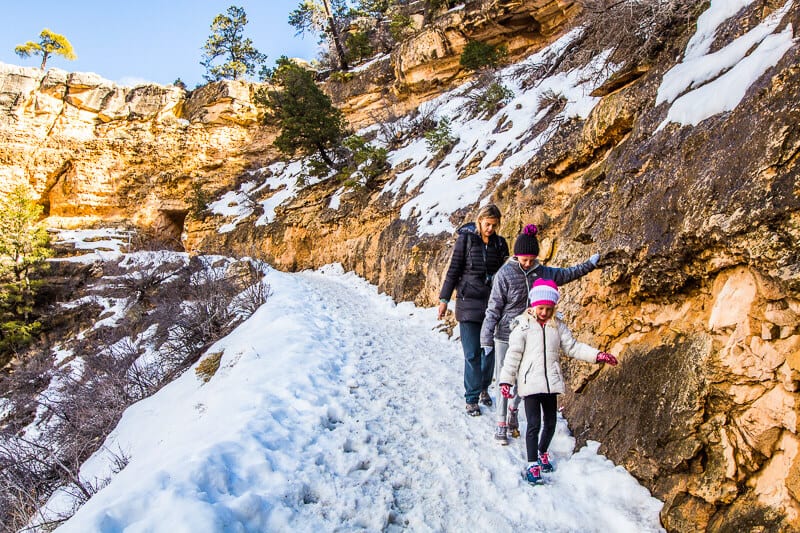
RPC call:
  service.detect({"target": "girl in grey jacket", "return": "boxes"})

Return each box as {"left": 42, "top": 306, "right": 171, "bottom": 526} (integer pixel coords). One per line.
{"left": 498, "top": 279, "right": 618, "bottom": 485}
{"left": 481, "top": 224, "right": 598, "bottom": 443}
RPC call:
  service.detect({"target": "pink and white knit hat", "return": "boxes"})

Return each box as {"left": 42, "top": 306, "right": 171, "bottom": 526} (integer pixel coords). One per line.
{"left": 529, "top": 278, "right": 559, "bottom": 307}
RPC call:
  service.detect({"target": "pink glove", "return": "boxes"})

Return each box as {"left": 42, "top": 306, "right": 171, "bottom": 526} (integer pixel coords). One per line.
{"left": 596, "top": 352, "right": 618, "bottom": 366}
{"left": 500, "top": 384, "right": 514, "bottom": 398}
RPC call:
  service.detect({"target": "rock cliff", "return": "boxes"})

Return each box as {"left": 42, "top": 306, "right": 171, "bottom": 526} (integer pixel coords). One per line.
{"left": 0, "top": 0, "right": 798, "bottom": 531}
{"left": 0, "top": 63, "right": 275, "bottom": 244}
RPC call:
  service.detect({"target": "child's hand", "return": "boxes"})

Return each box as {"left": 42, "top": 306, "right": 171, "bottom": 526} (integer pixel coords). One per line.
{"left": 596, "top": 352, "right": 618, "bottom": 365}
{"left": 500, "top": 383, "right": 514, "bottom": 398}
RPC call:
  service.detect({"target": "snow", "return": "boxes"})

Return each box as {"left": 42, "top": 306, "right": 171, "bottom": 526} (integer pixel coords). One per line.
{"left": 45, "top": 264, "right": 664, "bottom": 532}
{"left": 328, "top": 186, "right": 344, "bottom": 209}
{"left": 656, "top": 0, "right": 795, "bottom": 129}
{"left": 53, "top": 228, "right": 133, "bottom": 254}
{"left": 382, "top": 29, "right": 615, "bottom": 235}
{"left": 350, "top": 53, "right": 389, "bottom": 73}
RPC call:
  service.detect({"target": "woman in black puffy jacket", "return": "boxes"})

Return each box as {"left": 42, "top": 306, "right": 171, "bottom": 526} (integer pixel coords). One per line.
{"left": 437, "top": 204, "right": 509, "bottom": 416}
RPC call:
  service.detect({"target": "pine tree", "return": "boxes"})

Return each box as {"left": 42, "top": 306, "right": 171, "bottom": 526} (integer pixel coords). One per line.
{"left": 0, "top": 186, "right": 52, "bottom": 358}
{"left": 14, "top": 29, "right": 76, "bottom": 70}
{"left": 201, "top": 6, "right": 267, "bottom": 82}
{"left": 460, "top": 40, "right": 507, "bottom": 72}
{"left": 256, "top": 57, "right": 347, "bottom": 168}
{"left": 289, "top": 0, "right": 350, "bottom": 71}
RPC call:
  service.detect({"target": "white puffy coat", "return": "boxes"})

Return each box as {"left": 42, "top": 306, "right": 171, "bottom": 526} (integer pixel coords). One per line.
{"left": 498, "top": 311, "right": 599, "bottom": 396}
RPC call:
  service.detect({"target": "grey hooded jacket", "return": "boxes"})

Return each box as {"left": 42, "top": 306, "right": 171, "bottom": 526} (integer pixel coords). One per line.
{"left": 480, "top": 257, "right": 597, "bottom": 346}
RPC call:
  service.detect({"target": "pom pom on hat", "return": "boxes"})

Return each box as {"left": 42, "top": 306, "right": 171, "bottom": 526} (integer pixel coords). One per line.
{"left": 514, "top": 224, "right": 540, "bottom": 256}
{"left": 529, "top": 278, "right": 559, "bottom": 307}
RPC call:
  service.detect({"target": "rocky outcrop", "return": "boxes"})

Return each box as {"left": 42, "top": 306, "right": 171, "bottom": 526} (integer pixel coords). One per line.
{"left": 0, "top": 62, "right": 275, "bottom": 243}
{"left": 555, "top": 42, "right": 800, "bottom": 529}
{"left": 393, "top": 0, "right": 580, "bottom": 94}
{"left": 331, "top": 0, "right": 580, "bottom": 128}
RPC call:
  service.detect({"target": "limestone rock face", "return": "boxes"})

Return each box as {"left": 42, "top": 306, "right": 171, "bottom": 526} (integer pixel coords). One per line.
{"left": 394, "top": 0, "right": 579, "bottom": 92}
{"left": 1, "top": 1, "right": 799, "bottom": 531}
{"left": 0, "top": 62, "right": 274, "bottom": 243}
{"left": 190, "top": 5, "right": 800, "bottom": 531}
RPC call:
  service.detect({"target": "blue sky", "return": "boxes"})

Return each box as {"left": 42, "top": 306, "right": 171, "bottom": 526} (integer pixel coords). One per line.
{"left": 0, "top": 1, "right": 319, "bottom": 87}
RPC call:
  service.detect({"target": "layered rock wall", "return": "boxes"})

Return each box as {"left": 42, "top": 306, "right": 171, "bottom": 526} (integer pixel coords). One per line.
{"left": 195, "top": 4, "right": 800, "bottom": 530}
{"left": 0, "top": 63, "right": 274, "bottom": 243}
{"left": 1, "top": 1, "right": 798, "bottom": 531}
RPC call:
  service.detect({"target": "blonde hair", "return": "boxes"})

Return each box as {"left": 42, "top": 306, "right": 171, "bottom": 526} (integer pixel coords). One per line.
{"left": 476, "top": 203, "right": 502, "bottom": 223}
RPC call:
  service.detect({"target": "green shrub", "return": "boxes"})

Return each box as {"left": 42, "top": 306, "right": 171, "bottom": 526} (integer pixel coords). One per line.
{"left": 389, "top": 13, "right": 414, "bottom": 41}
{"left": 469, "top": 82, "right": 515, "bottom": 118}
{"left": 460, "top": 40, "right": 508, "bottom": 72}
{"left": 339, "top": 135, "right": 389, "bottom": 187}
{"left": 345, "top": 31, "right": 373, "bottom": 64}
{"left": 424, "top": 117, "right": 456, "bottom": 156}
{"left": 189, "top": 181, "right": 210, "bottom": 219}
{"left": 329, "top": 71, "right": 354, "bottom": 83}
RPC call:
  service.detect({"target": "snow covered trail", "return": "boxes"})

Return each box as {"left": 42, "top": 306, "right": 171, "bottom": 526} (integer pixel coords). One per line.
{"left": 52, "top": 264, "right": 663, "bottom": 532}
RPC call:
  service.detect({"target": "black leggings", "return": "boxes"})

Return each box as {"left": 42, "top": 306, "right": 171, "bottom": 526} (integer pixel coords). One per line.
{"left": 523, "top": 393, "right": 558, "bottom": 462}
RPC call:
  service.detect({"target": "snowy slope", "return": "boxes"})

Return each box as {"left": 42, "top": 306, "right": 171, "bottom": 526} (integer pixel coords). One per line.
{"left": 46, "top": 264, "right": 664, "bottom": 532}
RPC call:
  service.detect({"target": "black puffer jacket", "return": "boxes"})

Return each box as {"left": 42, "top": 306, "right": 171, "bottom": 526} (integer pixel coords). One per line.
{"left": 439, "top": 223, "right": 509, "bottom": 323}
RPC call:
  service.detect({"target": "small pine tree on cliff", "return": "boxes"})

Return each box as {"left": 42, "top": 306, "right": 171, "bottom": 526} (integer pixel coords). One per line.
{"left": 459, "top": 40, "right": 507, "bottom": 72}
{"left": 289, "top": 0, "right": 350, "bottom": 71}
{"left": 256, "top": 57, "right": 347, "bottom": 169}
{"left": 201, "top": 5, "right": 267, "bottom": 81}
{"left": 0, "top": 186, "right": 52, "bottom": 361}
{"left": 15, "top": 29, "right": 76, "bottom": 70}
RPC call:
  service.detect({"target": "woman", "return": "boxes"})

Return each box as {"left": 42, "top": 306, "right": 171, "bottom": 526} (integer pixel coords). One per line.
{"left": 438, "top": 204, "right": 509, "bottom": 416}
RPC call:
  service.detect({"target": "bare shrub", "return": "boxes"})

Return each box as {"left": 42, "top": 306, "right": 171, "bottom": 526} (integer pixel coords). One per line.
{"left": 231, "top": 281, "right": 271, "bottom": 318}
{"left": 195, "top": 352, "right": 223, "bottom": 383}
{"left": 0, "top": 253, "right": 268, "bottom": 528}
{"left": 405, "top": 105, "right": 439, "bottom": 140}
{"left": 151, "top": 257, "right": 266, "bottom": 376}
{"left": 0, "top": 349, "right": 54, "bottom": 433}
{"left": 537, "top": 89, "right": 568, "bottom": 112}
{"left": 105, "top": 255, "right": 188, "bottom": 304}
{"left": 509, "top": 47, "right": 566, "bottom": 90}
{"left": 371, "top": 108, "right": 413, "bottom": 150}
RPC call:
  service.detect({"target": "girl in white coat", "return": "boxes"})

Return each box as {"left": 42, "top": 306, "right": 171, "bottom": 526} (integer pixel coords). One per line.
{"left": 498, "top": 278, "right": 618, "bottom": 485}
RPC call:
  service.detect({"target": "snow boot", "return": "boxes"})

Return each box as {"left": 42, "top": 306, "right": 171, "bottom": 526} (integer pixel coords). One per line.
{"left": 538, "top": 452, "right": 554, "bottom": 473}
{"left": 466, "top": 403, "right": 481, "bottom": 416}
{"left": 479, "top": 390, "right": 492, "bottom": 407}
{"left": 526, "top": 464, "right": 543, "bottom": 485}
{"left": 494, "top": 424, "right": 508, "bottom": 445}
{"left": 507, "top": 407, "right": 520, "bottom": 438}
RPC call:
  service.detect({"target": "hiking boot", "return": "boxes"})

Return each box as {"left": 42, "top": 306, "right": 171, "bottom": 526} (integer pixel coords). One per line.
{"left": 466, "top": 403, "right": 481, "bottom": 416}
{"left": 526, "top": 464, "right": 543, "bottom": 485}
{"left": 507, "top": 407, "right": 520, "bottom": 438}
{"left": 494, "top": 424, "right": 508, "bottom": 445}
{"left": 479, "top": 390, "right": 492, "bottom": 407}
{"left": 538, "top": 452, "right": 554, "bottom": 473}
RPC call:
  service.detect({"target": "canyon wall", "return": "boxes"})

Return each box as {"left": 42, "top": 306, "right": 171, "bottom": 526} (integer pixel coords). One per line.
{"left": 0, "top": 1, "right": 798, "bottom": 530}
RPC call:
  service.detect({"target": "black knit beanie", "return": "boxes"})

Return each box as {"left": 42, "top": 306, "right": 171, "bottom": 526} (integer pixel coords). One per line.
{"left": 513, "top": 224, "right": 539, "bottom": 256}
